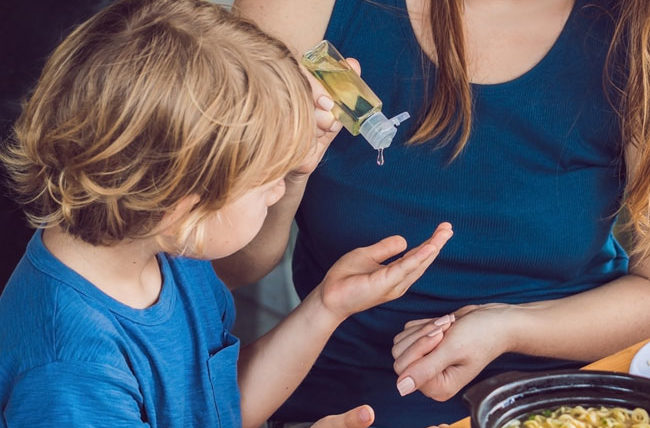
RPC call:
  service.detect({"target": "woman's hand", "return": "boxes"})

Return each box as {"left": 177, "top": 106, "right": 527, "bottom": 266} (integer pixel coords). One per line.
{"left": 289, "top": 58, "right": 361, "bottom": 180}
{"left": 393, "top": 303, "right": 518, "bottom": 400}
{"left": 317, "top": 223, "right": 453, "bottom": 322}
{"left": 311, "top": 405, "right": 374, "bottom": 428}
{"left": 391, "top": 314, "right": 456, "bottom": 378}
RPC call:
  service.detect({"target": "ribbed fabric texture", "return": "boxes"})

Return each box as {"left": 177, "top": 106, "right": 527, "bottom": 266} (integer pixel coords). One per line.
{"left": 277, "top": 0, "right": 628, "bottom": 426}
{"left": 0, "top": 231, "right": 241, "bottom": 427}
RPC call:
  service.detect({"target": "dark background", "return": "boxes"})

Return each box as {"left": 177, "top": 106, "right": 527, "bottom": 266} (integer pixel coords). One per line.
{"left": 1, "top": 1, "right": 113, "bottom": 289}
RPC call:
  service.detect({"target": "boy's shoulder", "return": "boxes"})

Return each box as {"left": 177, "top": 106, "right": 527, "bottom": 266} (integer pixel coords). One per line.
{"left": 0, "top": 248, "right": 133, "bottom": 380}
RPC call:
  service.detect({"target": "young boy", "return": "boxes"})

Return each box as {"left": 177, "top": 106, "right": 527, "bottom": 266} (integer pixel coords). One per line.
{"left": 0, "top": 0, "right": 453, "bottom": 427}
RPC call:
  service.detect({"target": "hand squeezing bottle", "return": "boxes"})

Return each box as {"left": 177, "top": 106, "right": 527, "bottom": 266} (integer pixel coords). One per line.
{"left": 301, "top": 40, "right": 410, "bottom": 165}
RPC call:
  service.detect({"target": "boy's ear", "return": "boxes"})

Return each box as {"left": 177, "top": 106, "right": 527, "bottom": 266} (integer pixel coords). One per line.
{"left": 156, "top": 194, "right": 201, "bottom": 234}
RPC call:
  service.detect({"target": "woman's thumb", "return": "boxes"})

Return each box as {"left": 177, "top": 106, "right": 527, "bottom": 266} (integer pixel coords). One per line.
{"left": 345, "top": 57, "right": 361, "bottom": 75}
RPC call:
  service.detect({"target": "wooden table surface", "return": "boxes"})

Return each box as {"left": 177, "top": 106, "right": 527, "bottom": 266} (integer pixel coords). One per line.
{"left": 449, "top": 339, "right": 650, "bottom": 428}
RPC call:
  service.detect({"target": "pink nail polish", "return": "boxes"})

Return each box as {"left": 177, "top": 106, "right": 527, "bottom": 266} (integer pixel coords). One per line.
{"left": 318, "top": 96, "right": 334, "bottom": 111}
{"left": 397, "top": 377, "right": 415, "bottom": 396}
{"left": 434, "top": 315, "right": 450, "bottom": 326}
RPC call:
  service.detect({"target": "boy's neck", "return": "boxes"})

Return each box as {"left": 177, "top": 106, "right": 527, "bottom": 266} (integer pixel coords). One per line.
{"left": 42, "top": 227, "right": 164, "bottom": 309}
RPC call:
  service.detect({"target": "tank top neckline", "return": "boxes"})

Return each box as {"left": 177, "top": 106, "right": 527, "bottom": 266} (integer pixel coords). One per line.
{"left": 395, "top": 0, "right": 580, "bottom": 94}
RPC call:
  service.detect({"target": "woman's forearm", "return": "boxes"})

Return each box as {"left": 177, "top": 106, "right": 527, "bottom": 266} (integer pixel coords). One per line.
{"left": 508, "top": 273, "right": 650, "bottom": 361}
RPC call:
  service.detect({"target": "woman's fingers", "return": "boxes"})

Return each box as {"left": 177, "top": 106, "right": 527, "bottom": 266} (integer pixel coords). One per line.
{"left": 345, "top": 57, "right": 361, "bottom": 75}
{"left": 403, "top": 318, "right": 435, "bottom": 329}
{"left": 395, "top": 347, "right": 455, "bottom": 399}
{"left": 309, "top": 57, "right": 361, "bottom": 134}
{"left": 315, "top": 98, "right": 337, "bottom": 135}
{"left": 393, "top": 329, "right": 445, "bottom": 374}
{"left": 395, "top": 336, "right": 480, "bottom": 401}
{"left": 391, "top": 318, "right": 453, "bottom": 359}
{"left": 394, "top": 314, "right": 454, "bottom": 344}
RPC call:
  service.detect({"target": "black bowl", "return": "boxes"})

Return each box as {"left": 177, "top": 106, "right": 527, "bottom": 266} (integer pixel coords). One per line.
{"left": 463, "top": 370, "right": 650, "bottom": 428}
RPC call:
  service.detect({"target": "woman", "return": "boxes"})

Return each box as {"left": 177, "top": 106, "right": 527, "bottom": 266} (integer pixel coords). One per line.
{"left": 214, "top": 0, "right": 650, "bottom": 426}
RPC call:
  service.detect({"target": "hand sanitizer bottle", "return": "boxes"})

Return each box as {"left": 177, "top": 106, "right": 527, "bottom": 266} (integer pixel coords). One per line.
{"left": 302, "top": 40, "right": 410, "bottom": 165}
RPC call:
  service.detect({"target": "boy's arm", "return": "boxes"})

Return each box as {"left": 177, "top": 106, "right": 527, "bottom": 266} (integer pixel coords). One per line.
{"left": 4, "top": 361, "right": 148, "bottom": 427}
{"left": 238, "top": 225, "right": 454, "bottom": 428}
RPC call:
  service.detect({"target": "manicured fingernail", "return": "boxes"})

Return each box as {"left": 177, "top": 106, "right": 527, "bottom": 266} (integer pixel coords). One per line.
{"left": 427, "top": 327, "right": 443, "bottom": 337}
{"left": 317, "top": 96, "right": 334, "bottom": 111}
{"left": 329, "top": 121, "right": 342, "bottom": 132}
{"left": 397, "top": 376, "right": 415, "bottom": 396}
{"left": 434, "top": 314, "right": 451, "bottom": 326}
{"left": 450, "top": 313, "right": 456, "bottom": 323}
{"left": 358, "top": 406, "right": 372, "bottom": 423}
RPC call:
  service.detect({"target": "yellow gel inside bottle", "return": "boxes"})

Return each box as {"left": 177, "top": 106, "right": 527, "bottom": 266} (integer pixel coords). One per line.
{"left": 302, "top": 40, "right": 410, "bottom": 164}
{"left": 301, "top": 40, "right": 382, "bottom": 136}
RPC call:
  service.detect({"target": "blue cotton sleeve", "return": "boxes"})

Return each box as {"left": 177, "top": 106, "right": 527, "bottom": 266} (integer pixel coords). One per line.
{"left": 3, "top": 361, "right": 148, "bottom": 428}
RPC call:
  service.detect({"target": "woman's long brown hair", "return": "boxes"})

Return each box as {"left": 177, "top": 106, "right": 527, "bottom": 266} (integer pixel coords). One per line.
{"left": 607, "top": 0, "right": 650, "bottom": 260}
{"left": 415, "top": 0, "right": 650, "bottom": 258}
{"left": 408, "top": 1, "right": 472, "bottom": 161}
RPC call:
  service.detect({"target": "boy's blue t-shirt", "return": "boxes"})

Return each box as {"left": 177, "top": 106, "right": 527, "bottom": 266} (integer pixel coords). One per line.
{"left": 0, "top": 231, "right": 241, "bottom": 428}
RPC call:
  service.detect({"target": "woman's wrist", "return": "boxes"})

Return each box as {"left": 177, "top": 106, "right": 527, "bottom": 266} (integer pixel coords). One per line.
{"left": 500, "top": 300, "right": 551, "bottom": 355}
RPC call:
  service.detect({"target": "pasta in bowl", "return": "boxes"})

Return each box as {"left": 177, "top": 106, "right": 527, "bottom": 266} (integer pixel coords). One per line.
{"left": 463, "top": 370, "right": 650, "bottom": 428}
{"left": 503, "top": 405, "right": 650, "bottom": 428}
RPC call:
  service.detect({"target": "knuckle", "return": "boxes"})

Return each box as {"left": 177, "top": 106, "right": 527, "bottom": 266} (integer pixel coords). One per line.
{"left": 391, "top": 346, "right": 399, "bottom": 359}
{"left": 417, "top": 335, "right": 434, "bottom": 348}
{"left": 439, "top": 390, "right": 455, "bottom": 401}
{"left": 388, "top": 289, "right": 401, "bottom": 300}
{"left": 425, "top": 321, "right": 438, "bottom": 330}
{"left": 393, "top": 332, "right": 405, "bottom": 344}
{"left": 427, "top": 388, "right": 452, "bottom": 401}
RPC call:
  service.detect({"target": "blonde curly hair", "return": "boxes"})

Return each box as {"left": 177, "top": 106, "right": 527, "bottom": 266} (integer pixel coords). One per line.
{"left": 2, "top": 0, "right": 315, "bottom": 252}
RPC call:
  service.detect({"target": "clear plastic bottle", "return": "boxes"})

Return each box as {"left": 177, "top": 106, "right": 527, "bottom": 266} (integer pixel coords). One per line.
{"left": 302, "top": 40, "right": 409, "bottom": 164}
